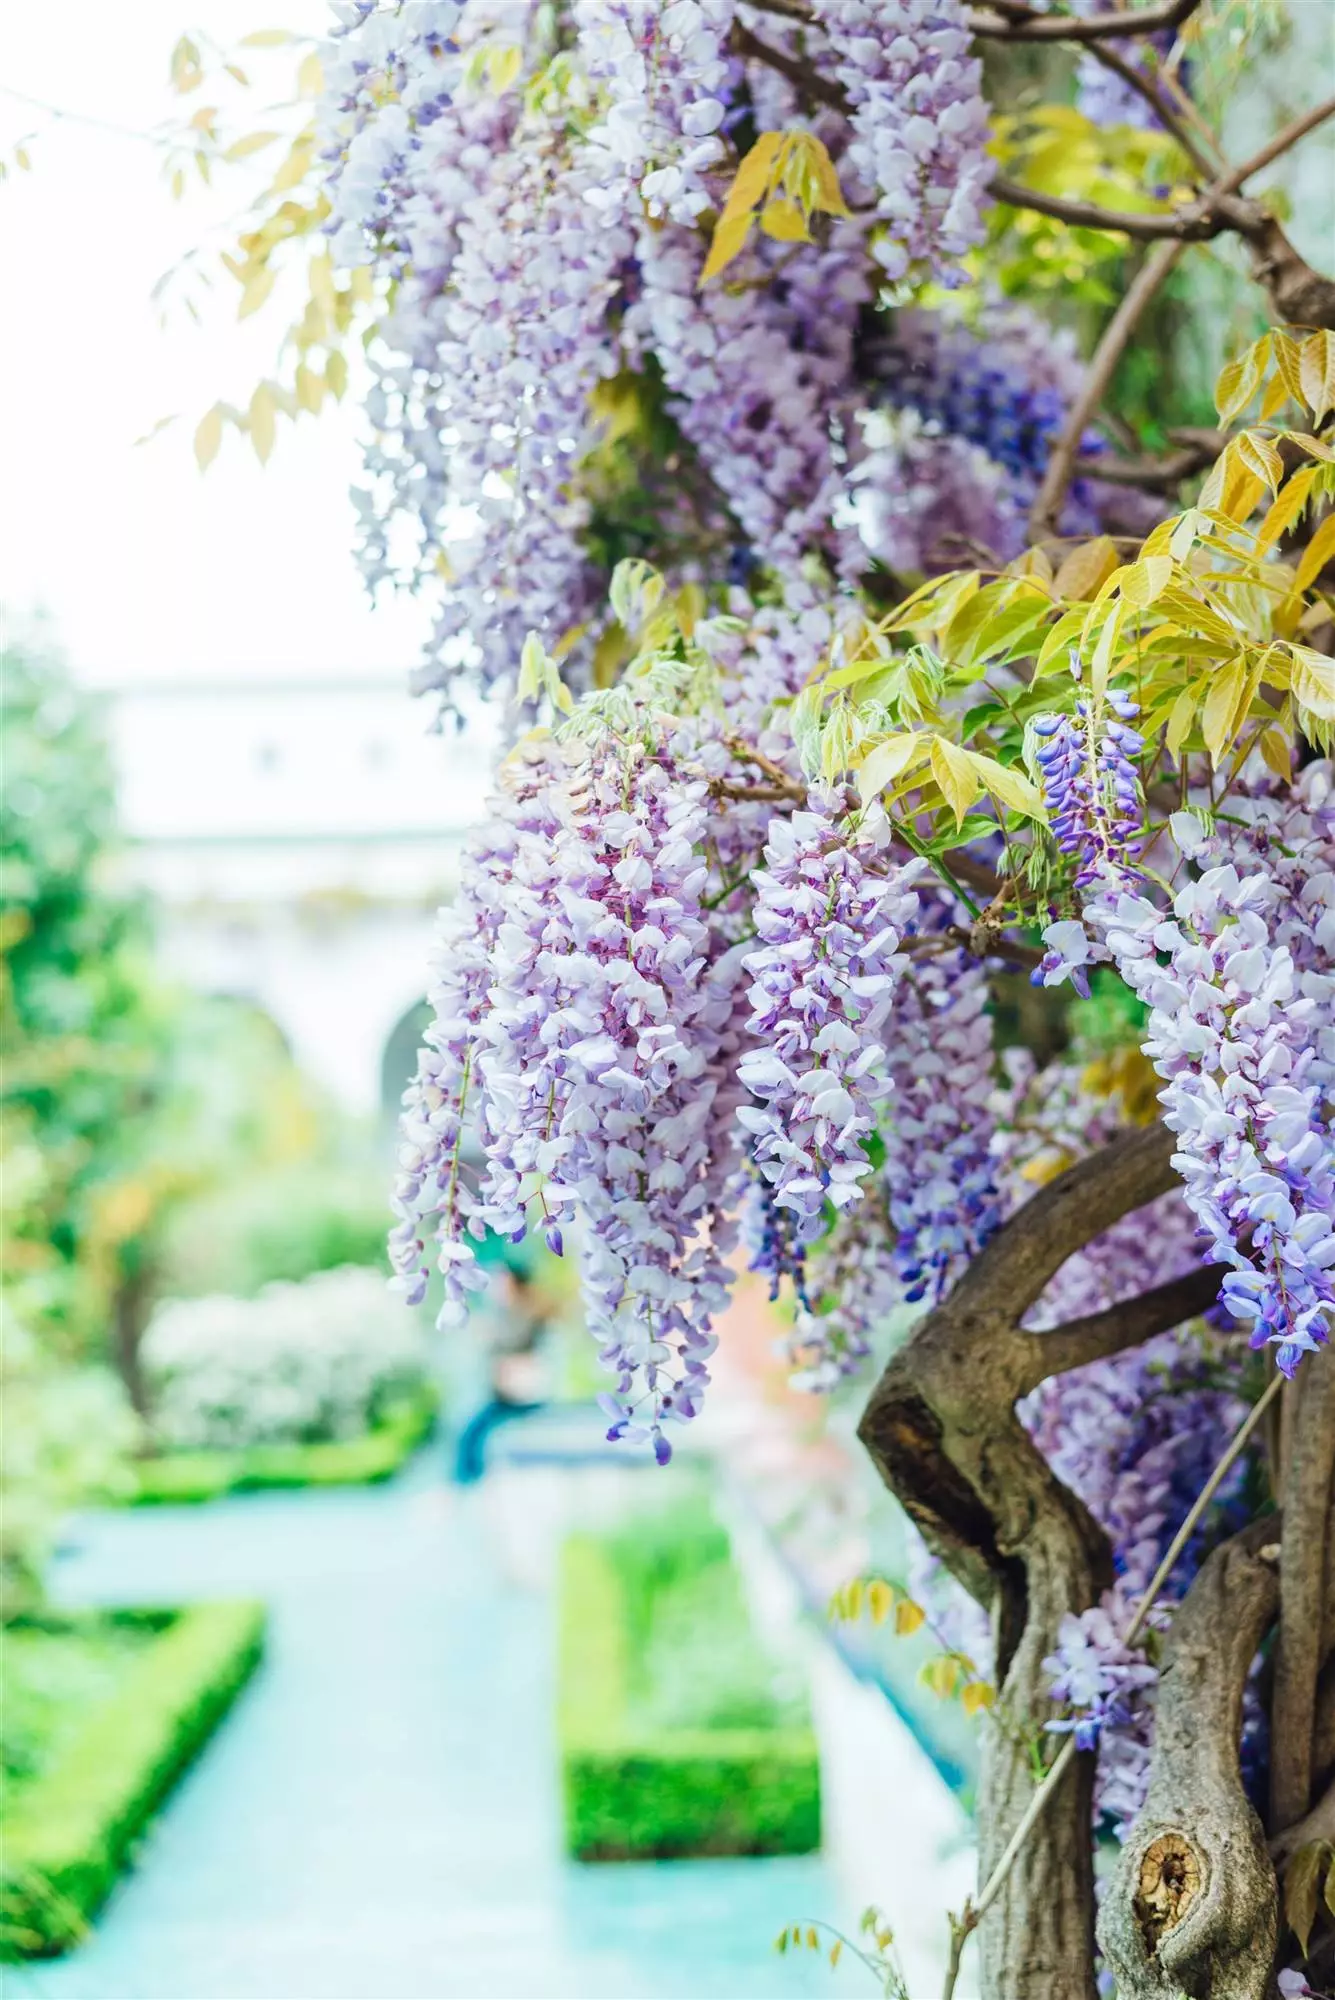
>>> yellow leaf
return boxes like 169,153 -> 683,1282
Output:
1165,685 -> 1197,757
1289,644 -> 1335,722
1200,655 -> 1249,763
1054,536 -> 1119,601
1036,605 -> 1087,676
1257,464 -> 1321,552
238,264 -> 277,319
1293,511 -> 1335,595
855,732 -> 931,803
1089,598 -> 1128,700
844,1577 -> 864,1622
1118,554 -> 1174,611
297,50 -> 325,97
240,28 -> 297,46
829,1940 -> 842,1968
1214,335 -> 1269,426
248,383 -> 277,464
1199,438 -> 1267,524
700,209 -> 755,284
962,1680 -> 996,1716
930,736 -> 981,827
1284,1841 -> 1329,1957
270,134 -> 314,194
867,1578 -> 893,1625
1301,330 -> 1335,424
295,362 -> 323,414
224,130 -> 281,161
1260,722 -> 1293,779
966,751 -> 1048,823
193,403 -> 224,470
759,197 -> 810,243
1273,330 -> 1307,409
325,349 -> 348,400
893,1598 -> 926,1636
1235,431 -> 1284,495
716,130 -> 783,227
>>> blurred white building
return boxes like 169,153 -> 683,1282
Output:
102,675 -> 491,1114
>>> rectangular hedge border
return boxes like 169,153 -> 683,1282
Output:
558,1534 -> 820,1861
129,1384 -> 437,1505
1,1600 -> 266,1957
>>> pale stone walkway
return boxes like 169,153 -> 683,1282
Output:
16,1454 -> 859,2000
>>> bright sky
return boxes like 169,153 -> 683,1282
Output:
0,0 -> 430,689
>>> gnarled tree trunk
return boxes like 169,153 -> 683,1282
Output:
857,1126 -> 1323,1998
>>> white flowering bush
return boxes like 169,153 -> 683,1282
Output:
142,1266 -> 428,1452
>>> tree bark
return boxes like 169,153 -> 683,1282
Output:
1098,1521 -> 1282,2000
1271,1348 -> 1335,1833
858,1124 -> 1195,1999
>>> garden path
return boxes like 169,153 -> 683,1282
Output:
15,1451 -> 865,2000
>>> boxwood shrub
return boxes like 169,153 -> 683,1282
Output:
129,1384 -> 437,1505
558,1509 -> 820,1860
1,1600 -> 265,1956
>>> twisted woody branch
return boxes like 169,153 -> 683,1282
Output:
858,1124 -> 1208,1997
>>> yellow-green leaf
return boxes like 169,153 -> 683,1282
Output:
1165,685 -> 1197,757
325,349 -> 349,400
1284,1841 -> 1330,1956
248,383 -> 277,464
894,1597 -> 926,1636
930,735 -> 981,827
193,403 -> 224,471
224,130 -> 281,161
1200,655 -> 1250,763
867,1578 -> 893,1625
967,751 -> 1048,823
1301,330 -> 1335,425
855,732 -> 931,802
1288,644 -> 1335,722
1036,606 -> 1087,677
1274,329 -> 1308,409
238,264 -> 277,319
1089,598 -> 1128,700
1118,554 -> 1174,611
961,1680 -> 996,1716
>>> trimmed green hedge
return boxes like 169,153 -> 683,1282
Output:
558,1517 -> 820,1861
129,1384 -> 437,1505
1,1600 -> 265,1957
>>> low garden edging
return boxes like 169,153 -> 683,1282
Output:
558,1505 -> 820,1860
128,1383 -> 438,1504
1,1600 -> 265,1956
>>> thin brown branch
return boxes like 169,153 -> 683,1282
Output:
1075,427 -> 1224,491
730,20 -> 846,109
988,175 -> 1209,240
1079,39 -> 1216,177
1221,92 -> 1335,195
952,1123 -> 1182,1333
1028,1261 -> 1226,1386
1030,240 -> 1186,543
969,0 -> 1202,43
1271,1347 -> 1335,1832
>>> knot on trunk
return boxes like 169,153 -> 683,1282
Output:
1134,1832 -> 1204,1953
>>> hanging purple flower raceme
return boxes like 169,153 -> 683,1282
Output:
738,798 -> 922,1245
629,219 -> 871,578
1031,676 -> 1145,994
810,0 -> 992,286
389,737 -> 565,1316
576,0 -> 737,226
877,918 -> 1002,1302
1090,797 -> 1335,1377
